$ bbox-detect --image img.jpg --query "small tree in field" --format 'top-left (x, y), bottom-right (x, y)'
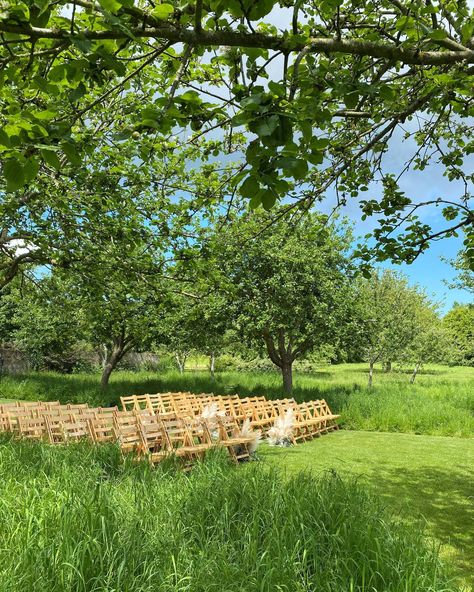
top-left (355, 270), bottom-right (429, 387)
top-left (443, 304), bottom-right (474, 366)
top-left (402, 306), bottom-right (449, 383)
top-left (210, 211), bottom-right (353, 394)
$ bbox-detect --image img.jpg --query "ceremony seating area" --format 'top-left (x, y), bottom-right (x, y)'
top-left (0, 393), bottom-right (339, 467)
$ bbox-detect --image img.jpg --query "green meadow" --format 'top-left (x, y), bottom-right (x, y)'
top-left (0, 363), bottom-right (473, 590)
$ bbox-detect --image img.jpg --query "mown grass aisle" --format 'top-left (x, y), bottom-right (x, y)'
top-left (263, 430), bottom-right (474, 589)
top-left (0, 437), bottom-right (460, 592)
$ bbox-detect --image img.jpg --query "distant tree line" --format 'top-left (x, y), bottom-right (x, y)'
top-left (0, 209), bottom-right (471, 393)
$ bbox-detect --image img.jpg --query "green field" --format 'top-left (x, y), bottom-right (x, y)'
top-left (0, 363), bottom-right (473, 590)
top-left (1, 363), bottom-right (473, 436)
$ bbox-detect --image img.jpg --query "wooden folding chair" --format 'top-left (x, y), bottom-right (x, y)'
top-left (160, 417), bottom-right (212, 463)
top-left (114, 412), bottom-right (144, 456)
top-left (0, 412), bottom-right (12, 432)
top-left (96, 406), bottom-right (118, 415)
top-left (216, 416), bottom-right (256, 463)
top-left (88, 415), bottom-right (117, 444)
top-left (8, 409), bottom-right (36, 435)
top-left (18, 416), bottom-right (49, 441)
top-left (136, 413), bottom-right (168, 464)
top-left (319, 399), bottom-right (340, 432)
top-left (170, 397), bottom-right (196, 418)
top-left (245, 398), bottom-right (278, 431)
top-left (61, 417), bottom-right (92, 443)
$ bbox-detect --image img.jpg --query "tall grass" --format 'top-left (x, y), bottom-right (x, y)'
top-left (1, 363), bottom-right (473, 436)
top-left (0, 437), bottom-right (458, 592)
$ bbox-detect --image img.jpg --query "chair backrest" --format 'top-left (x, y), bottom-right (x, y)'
top-left (186, 418), bottom-right (213, 447)
top-left (217, 415), bottom-right (241, 440)
top-left (0, 412), bottom-right (12, 432)
top-left (89, 415), bottom-right (117, 444)
top-left (137, 414), bottom-right (164, 451)
top-left (7, 409), bottom-right (37, 433)
top-left (62, 417), bottom-right (91, 442)
top-left (18, 416), bottom-right (48, 440)
top-left (114, 412), bottom-right (142, 454)
top-left (160, 418), bottom-right (193, 451)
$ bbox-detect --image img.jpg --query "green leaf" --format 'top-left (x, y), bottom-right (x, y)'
top-left (240, 175), bottom-right (260, 198)
top-left (343, 92), bottom-right (359, 110)
top-left (4, 159), bottom-right (25, 192)
top-left (41, 149), bottom-right (61, 170)
top-left (152, 3), bottom-right (174, 19)
top-left (99, 0), bottom-right (122, 12)
top-left (254, 115), bottom-right (279, 138)
top-left (429, 29), bottom-right (448, 41)
top-left (260, 188), bottom-right (277, 210)
top-left (379, 85), bottom-right (396, 101)
top-left (268, 81), bottom-right (286, 98)
top-left (23, 157), bottom-right (40, 182)
top-left (311, 138), bottom-right (330, 150)
top-left (249, 195), bottom-right (261, 209)
top-left (0, 129), bottom-right (11, 148)
top-left (31, 109), bottom-right (57, 121)
top-left (61, 142), bottom-right (82, 166)
top-left (278, 156), bottom-right (308, 180)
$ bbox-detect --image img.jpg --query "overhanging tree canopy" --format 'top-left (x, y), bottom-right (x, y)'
top-left (1, 0), bottom-right (473, 266)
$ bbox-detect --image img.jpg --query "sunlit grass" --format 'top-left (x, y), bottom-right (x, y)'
top-left (263, 430), bottom-right (474, 589)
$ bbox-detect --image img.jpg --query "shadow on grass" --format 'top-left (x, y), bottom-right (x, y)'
top-left (346, 367), bottom-right (448, 377)
top-left (1, 372), bottom-right (357, 412)
top-left (369, 465), bottom-right (474, 585)
top-left (265, 443), bottom-right (474, 586)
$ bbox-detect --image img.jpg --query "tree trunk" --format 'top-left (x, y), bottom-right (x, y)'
top-left (281, 360), bottom-right (293, 394)
top-left (209, 351), bottom-right (216, 378)
top-left (410, 362), bottom-right (420, 384)
top-left (175, 352), bottom-right (187, 374)
top-left (100, 346), bottom-right (123, 389)
top-left (368, 361), bottom-right (374, 388)
top-left (383, 361), bottom-right (392, 372)
top-left (261, 327), bottom-right (296, 395)
top-left (98, 344), bottom-right (108, 370)
top-left (100, 331), bottom-right (133, 389)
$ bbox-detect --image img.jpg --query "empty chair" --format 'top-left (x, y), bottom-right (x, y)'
top-left (137, 414), bottom-right (167, 464)
top-left (61, 417), bottom-right (91, 442)
top-left (0, 412), bottom-right (12, 432)
top-left (89, 415), bottom-right (117, 444)
top-left (18, 416), bottom-right (49, 441)
top-left (216, 416), bottom-right (256, 463)
top-left (114, 412), bottom-right (144, 456)
top-left (160, 417), bottom-right (213, 462)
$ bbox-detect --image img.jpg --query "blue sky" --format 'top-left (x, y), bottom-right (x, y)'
top-left (314, 128), bottom-right (473, 315)
top-left (344, 127), bottom-right (473, 314)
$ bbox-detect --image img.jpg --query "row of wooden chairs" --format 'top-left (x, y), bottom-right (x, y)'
top-left (120, 392), bottom-right (340, 442)
top-left (0, 401), bottom-right (258, 465)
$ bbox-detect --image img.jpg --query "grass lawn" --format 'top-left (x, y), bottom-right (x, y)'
top-left (263, 431), bottom-right (474, 589)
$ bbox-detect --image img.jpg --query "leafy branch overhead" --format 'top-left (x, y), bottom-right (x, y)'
top-left (0, 0), bottom-right (473, 266)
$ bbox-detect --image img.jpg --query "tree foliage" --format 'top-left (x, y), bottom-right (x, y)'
top-left (353, 270), bottom-right (442, 385)
top-left (0, 0), bottom-right (472, 271)
top-left (443, 303), bottom-right (474, 365)
top-left (207, 210), bottom-right (353, 392)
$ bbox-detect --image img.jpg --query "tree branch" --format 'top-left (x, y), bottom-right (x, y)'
top-left (2, 23), bottom-right (473, 65)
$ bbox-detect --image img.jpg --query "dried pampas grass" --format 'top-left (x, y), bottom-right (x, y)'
top-left (267, 408), bottom-right (295, 446)
top-left (239, 418), bottom-right (262, 455)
